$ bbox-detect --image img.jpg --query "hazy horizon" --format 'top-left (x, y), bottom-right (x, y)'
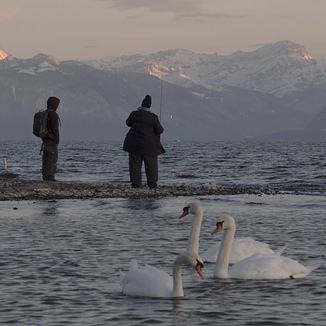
top-left (1, 0), bottom-right (326, 61)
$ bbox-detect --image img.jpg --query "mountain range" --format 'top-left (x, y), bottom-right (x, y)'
top-left (1, 40), bottom-right (326, 142)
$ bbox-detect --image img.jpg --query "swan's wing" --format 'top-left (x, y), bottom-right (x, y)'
top-left (142, 264), bottom-right (172, 283)
top-left (201, 242), bottom-right (221, 262)
top-left (229, 253), bottom-right (318, 279)
top-left (274, 245), bottom-right (287, 256)
top-left (201, 237), bottom-right (277, 264)
top-left (120, 262), bottom-right (173, 297)
top-left (119, 259), bottom-right (139, 288)
top-left (129, 259), bottom-right (139, 269)
top-left (119, 270), bottom-right (125, 287)
top-left (224, 238), bottom-right (272, 264)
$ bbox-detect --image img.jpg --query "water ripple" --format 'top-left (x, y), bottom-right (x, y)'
top-left (0, 142), bottom-right (326, 325)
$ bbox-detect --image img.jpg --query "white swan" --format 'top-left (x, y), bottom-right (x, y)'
top-left (119, 251), bottom-right (204, 298)
top-left (201, 237), bottom-right (286, 264)
top-left (179, 202), bottom-right (286, 264)
top-left (212, 215), bottom-right (319, 279)
top-left (179, 202), bottom-right (203, 254)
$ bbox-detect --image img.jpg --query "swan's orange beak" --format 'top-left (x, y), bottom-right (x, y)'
top-left (195, 262), bottom-right (204, 279)
top-left (212, 223), bottom-right (223, 235)
top-left (179, 211), bottom-right (187, 219)
top-left (179, 206), bottom-right (189, 219)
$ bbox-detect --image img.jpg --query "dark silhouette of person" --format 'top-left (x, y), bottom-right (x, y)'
top-left (42, 96), bottom-right (60, 181)
top-left (123, 95), bottom-right (165, 188)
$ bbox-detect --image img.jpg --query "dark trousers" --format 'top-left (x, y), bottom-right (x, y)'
top-left (129, 153), bottom-right (158, 188)
top-left (42, 141), bottom-right (58, 181)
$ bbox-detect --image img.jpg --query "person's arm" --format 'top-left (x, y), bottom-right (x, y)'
top-left (126, 113), bottom-right (133, 127)
top-left (48, 111), bottom-right (59, 144)
top-left (153, 117), bottom-right (164, 135)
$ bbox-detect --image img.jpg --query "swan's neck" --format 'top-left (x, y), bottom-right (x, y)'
top-left (171, 255), bottom-right (184, 298)
top-left (214, 224), bottom-right (235, 278)
top-left (187, 209), bottom-right (203, 254)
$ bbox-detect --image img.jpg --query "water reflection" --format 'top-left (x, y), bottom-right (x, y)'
top-left (0, 195), bottom-right (325, 325)
top-left (123, 198), bottom-right (163, 211)
top-left (172, 297), bottom-right (184, 311)
top-left (38, 200), bottom-right (61, 217)
top-left (42, 206), bottom-right (59, 217)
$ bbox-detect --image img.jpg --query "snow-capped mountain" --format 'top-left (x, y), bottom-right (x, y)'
top-left (86, 40), bottom-right (326, 112)
top-left (1, 41), bottom-right (326, 141)
top-left (0, 50), bottom-right (11, 60)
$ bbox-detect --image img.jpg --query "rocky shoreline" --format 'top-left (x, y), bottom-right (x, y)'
top-left (1, 177), bottom-right (320, 201)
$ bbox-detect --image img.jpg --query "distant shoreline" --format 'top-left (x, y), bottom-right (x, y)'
top-left (1, 177), bottom-right (324, 201)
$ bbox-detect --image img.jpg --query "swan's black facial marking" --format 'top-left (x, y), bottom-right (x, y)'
top-left (196, 259), bottom-right (204, 269)
top-left (183, 206), bottom-right (190, 214)
top-left (179, 206), bottom-right (190, 219)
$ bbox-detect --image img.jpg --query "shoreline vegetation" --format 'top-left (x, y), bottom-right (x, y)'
top-left (0, 177), bottom-right (324, 201)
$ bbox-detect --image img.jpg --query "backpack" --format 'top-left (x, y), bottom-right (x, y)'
top-left (33, 109), bottom-right (49, 138)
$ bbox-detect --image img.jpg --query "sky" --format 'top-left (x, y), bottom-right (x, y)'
top-left (1, 0), bottom-right (326, 61)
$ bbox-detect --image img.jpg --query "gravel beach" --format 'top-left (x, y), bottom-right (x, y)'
top-left (0, 177), bottom-right (304, 201)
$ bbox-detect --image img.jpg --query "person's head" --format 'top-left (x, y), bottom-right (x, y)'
top-left (47, 96), bottom-right (60, 111)
top-left (141, 95), bottom-right (151, 108)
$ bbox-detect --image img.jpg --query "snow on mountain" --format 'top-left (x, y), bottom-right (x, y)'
top-left (15, 54), bottom-right (61, 75)
top-left (0, 50), bottom-right (14, 60)
top-left (86, 40), bottom-right (326, 99)
top-left (1, 40), bottom-right (326, 141)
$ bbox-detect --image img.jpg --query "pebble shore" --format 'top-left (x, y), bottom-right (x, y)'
top-left (0, 177), bottom-right (305, 201)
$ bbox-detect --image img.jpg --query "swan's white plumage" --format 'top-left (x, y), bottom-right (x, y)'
top-left (119, 261), bottom-right (173, 297)
top-left (179, 203), bottom-right (286, 265)
top-left (227, 253), bottom-right (319, 279)
top-left (179, 202), bottom-right (287, 265)
top-left (213, 215), bottom-right (319, 279)
top-left (201, 237), bottom-right (286, 264)
top-left (119, 251), bottom-right (204, 298)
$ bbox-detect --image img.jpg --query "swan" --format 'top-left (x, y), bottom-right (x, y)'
top-left (201, 237), bottom-right (286, 264)
top-left (179, 202), bottom-right (203, 254)
top-left (119, 251), bottom-right (204, 298)
top-left (212, 215), bottom-right (319, 279)
top-left (179, 202), bottom-right (286, 264)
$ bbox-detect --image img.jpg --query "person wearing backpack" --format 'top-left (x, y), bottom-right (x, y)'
top-left (42, 96), bottom-right (60, 181)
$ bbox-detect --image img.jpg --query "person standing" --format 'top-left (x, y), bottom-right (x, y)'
top-left (123, 95), bottom-right (165, 189)
top-left (42, 96), bottom-right (60, 181)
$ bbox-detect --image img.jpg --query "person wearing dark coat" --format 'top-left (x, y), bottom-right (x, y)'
top-left (42, 96), bottom-right (60, 181)
top-left (123, 95), bottom-right (165, 188)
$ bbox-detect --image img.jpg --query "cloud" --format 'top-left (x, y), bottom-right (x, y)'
top-left (97, 0), bottom-right (245, 20)
top-left (176, 12), bottom-right (246, 20)
top-left (97, 0), bottom-right (201, 14)
top-left (0, 6), bottom-right (21, 22)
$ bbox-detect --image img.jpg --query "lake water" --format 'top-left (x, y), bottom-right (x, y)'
top-left (0, 141), bottom-right (325, 325)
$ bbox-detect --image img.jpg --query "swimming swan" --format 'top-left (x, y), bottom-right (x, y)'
top-left (179, 203), bottom-right (286, 264)
top-left (119, 251), bottom-right (204, 298)
top-left (201, 237), bottom-right (286, 264)
top-left (179, 202), bottom-right (203, 254)
top-left (212, 215), bottom-right (319, 279)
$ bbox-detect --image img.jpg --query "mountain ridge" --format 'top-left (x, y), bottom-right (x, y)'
top-left (1, 40), bottom-right (326, 141)
top-left (85, 40), bottom-right (325, 101)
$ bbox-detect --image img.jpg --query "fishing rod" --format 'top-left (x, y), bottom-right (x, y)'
top-left (159, 74), bottom-right (163, 122)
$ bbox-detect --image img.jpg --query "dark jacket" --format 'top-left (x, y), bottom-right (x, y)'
top-left (44, 97), bottom-right (60, 144)
top-left (123, 108), bottom-right (165, 156)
